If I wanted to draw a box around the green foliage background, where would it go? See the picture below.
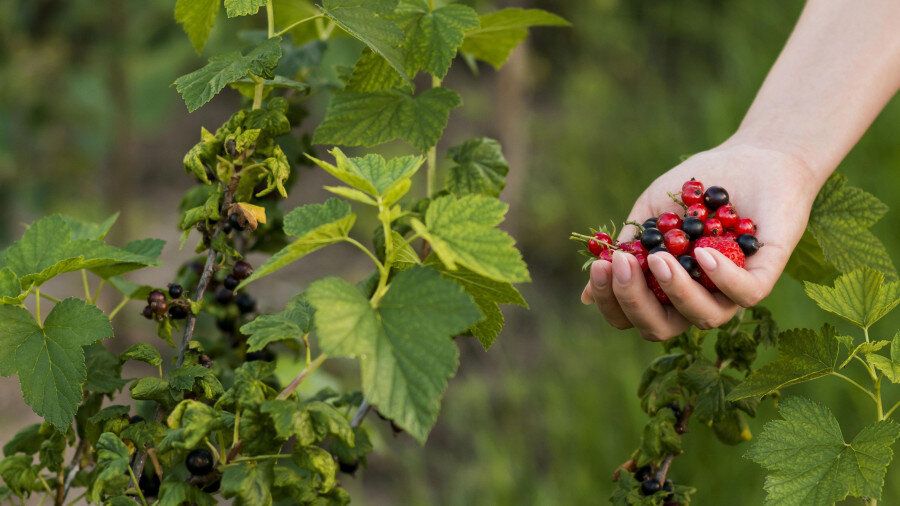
[4,0,900,504]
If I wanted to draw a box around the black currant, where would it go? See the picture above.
[215,288,234,305]
[677,255,701,279]
[202,479,221,493]
[246,349,274,362]
[702,186,730,210]
[223,274,239,291]
[223,222,233,234]
[641,479,661,496]
[168,305,188,320]
[141,305,154,320]
[736,234,762,256]
[225,138,237,157]
[235,293,256,314]
[634,465,652,482]
[642,217,659,230]
[129,415,145,424]
[681,217,704,241]
[649,245,668,255]
[150,300,167,317]
[663,479,674,492]
[232,261,253,280]
[227,213,245,231]
[147,290,166,305]
[640,228,664,250]
[168,283,184,299]
[339,459,359,475]
[185,449,215,476]
[139,472,160,498]
[216,318,235,333]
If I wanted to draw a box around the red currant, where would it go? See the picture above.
[634,251,648,271]
[722,230,736,240]
[664,229,690,256]
[657,212,682,233]
[682,179,704,206]
[734,217,757,236]
[588,232,612,257]
[685,203,708,221]
[715,204,739,229]
[704,218,723,237]
[599,249,613,262]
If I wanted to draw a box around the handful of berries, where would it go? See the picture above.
[573,179,762,304]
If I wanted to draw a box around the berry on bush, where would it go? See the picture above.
[235,293,256,314]
[150,300,167,317]
[339,459,360,475]
[141,305,154,320]
[657,212,682,233]
[168,283,184,299]
[702,185,729,210]
[232,260,253,280]
[246,348,275,362]
[185,449,215,476]
[640,228,664,250]
[681,217,704,241]
[147,290,166,305]
[641,479,662,495]
[223,274,240,291]
[634,465,653,482]
[168,305,188,320]
[215,288,234,305]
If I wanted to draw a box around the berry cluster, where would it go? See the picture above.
[576,179,762,304]
[141,283,191,321]
[634,465,678,504]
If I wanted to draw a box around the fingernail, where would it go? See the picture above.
[590,260,610,289]
[694,248,717,271]
[612,251,632,284]
[581,283,594,305]
[648,254,672,283]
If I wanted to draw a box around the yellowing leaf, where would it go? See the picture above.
[462,8,569,69]
[804,267,900,330]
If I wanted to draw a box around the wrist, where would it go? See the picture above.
[717,129,833,187]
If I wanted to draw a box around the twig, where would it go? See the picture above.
[58,438,87,505]
[654,454,675,484]
[350,400,372,428]
[275,354,327,400]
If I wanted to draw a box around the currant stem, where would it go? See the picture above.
[126,467,148,506]
[92,279,104,304]
[425,75,441,197]
[29,288,60,303]
[276,353,327,400]
[34,287,41,325]
[831,372,877,403]
[343,237,385,274]
[273,13,324,38]
[350,400,372,428]
[884,399,900,419]
[107,295,130,320]
[266,0,275,38]
[81,270,91,302]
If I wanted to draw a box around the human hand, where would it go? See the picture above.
[581,142,824,341]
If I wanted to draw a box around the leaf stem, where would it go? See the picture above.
[273,13,324,38]
[29,288,60,303]
[350,400,371,428]
[425,75,442,197]
[276,353,327,400]
[343,237,385,274]
[92,279,104,303]
[107,295,130,320]
[230,453,292,463]
[885,399,900,419]
[832,372,878,403]
[127,467,148,506]
[34,287,41,324]
[81,270,91,303]
[251,74,265,110]
[37,475,53,495]
[266,0,275,38]
[875,375,884,420]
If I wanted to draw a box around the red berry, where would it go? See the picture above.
[598,249,613,262]
[715,204,739,229]
[682,179,704,206]
[692,236,745,292]
[722,230,736,240]
[663,229,690,256]
[734,217,757,236]
[657,212,682,233]
[634,252,648,271]
[647,272,671,304]
[588,232,612,257]
[704,218,723,237]
[685,203,708,221]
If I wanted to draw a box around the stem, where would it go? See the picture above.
[273,14,324,38]
[302,334,311,366]
[864,327,871,343]
[29,288,60,303]
[266,0,275,37]
[65,491,87,506]
[251,74,265,110]
[654,454,675,484]
[107,295,130,320]
[127,467,148,506]
[885,399,900,419]
[92,279,104,303]
[230,453,292,463]
[350,400,371,428]
[344,237,385,274]
[875,375,884,420]
[832,372,878,403]
[425,75,441,197]
[35,287,41,325]
[59,438,87,504]
[276,354,327,400]
[38,475,53,495]
[81,270,91,302]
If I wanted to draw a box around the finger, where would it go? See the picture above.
[647,252,739,329]
[610,251,689,341]
[587,260,632,329]
[694,244,787,307]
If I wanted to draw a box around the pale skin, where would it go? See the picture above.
[582,0,900,341]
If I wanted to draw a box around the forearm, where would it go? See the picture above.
[728,0,900,182]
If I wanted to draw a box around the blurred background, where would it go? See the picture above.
[3,0,900,504]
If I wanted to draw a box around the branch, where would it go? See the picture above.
[57,438,87,505]
[350,400,371,428]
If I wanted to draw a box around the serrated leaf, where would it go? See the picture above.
[260,399,316,444]
[424,255,526,349]
[0,267,25,305]
[159,400,222,452]
[307,265,481,442]
[92,433,131,503]
[461,8,569,69]
[159,477,216,506]
[130,377,170,401]
[309,148,423,202]
[241,295,314,352]
[785,229,836,284]
[119,343,162,367]
[84,344,127,394]
[175,0,220,53]
[0,455,37,496]
[678,358,738,425]
[344,48,405,92]
[0,299,113,429]
[121,420,166,449]
[638,408,680,466]
[224,0,267,17]
[292,445,337,492]
[412,194,529,283]
[807,174,896,280]
[840,339,889,369]
[868,332,900,383]
[89,405,130,425]
[727,325,839,401]
[222,459,275,506]
[239,199,355,287]
[746,396,900,504]
[396,1,479,78]
[3,424,42,457]
[313,87,461,151]
[174,37,283,112]
[804,267,900,330]
[319,0,407,78]
[445,137,509,197]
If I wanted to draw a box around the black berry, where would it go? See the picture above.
[185,449,215,476]
[202,479,221,493]
[227,213,245,231]
[235,293,256,314]
[168,283,184,299]
[225,138,237,157]
[640,228,664,250]
[216,318,235,333]
[141,305,154,320]
[232,261,253,280]
[139,472,160,498]
[223,222,233,234]
[129,415,145,424]
[702,186,730,210]
[223,274,239,291]
[168,305,188,320]
[663,479,674,492]
[147,290,166,305]
[681,217,704,241]
[649,245,668,255]
[339,459,359,475]
[736,234,761,256]
[677,255,701,279]
[641,479,661,496]
[246,349,274,362]
[150,300,167,317]
[634,465,652,482]
[215,288,234,305]
[642,218,659,230]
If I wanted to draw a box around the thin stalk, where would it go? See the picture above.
[251,75,265,110]
[276,354,327,400]
[832,372,878,403]
[302,334,311,366]
[864,327,871,343]
[350,400,371,428]
[274,14,324,38]
[127,467,148,506]
[230,453,292,463]
[30,288,60,303]
[266,0,275,37]
[425,75,441,197]
[81,270,91,302]
[875,376,884,420]
[65,491,87,506]
[35,287,41,324]
[38,475,53,495]
[92,279,104,303]
[107,295,130,320]
[344,237,385,274]
[885,399,900,419]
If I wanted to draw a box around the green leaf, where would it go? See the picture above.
[746,396,900,504]
[121,420,166,449]
[678,358,737,425]
[130,377,170,401]
[319,0,407,78]
[806,173,896,280]
[344,48,405,92]
[307,265,481,442]
[412,194,529,283]
[175,0,220,53]
[159,400,223,452]
[292,445,337,492]
[88,405,130,425]
[222,460,275,506]
[158,477,216,506]
[727,325,839,401]
[424,255,526,349]
[0,267,25,305]
[3,424,42,456]
[396,1,479,78]
[868,332,900,383]
[785,229,836,284]
[260,399,316,445]
[174,37,283,112]
[241,295,314,352]
[313,87,461,151]
[638,408,680,466]
[92,433,131,503]
[84,344,126,394]
[308,148,424,202]
[0,455,37,496]
[461,8,569,69]
[224,0,267,17]
[445,137,509,197]
[804,267,900,330]
[0,298,113,429]
[119,343,162,367]
[239,199,355,287]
